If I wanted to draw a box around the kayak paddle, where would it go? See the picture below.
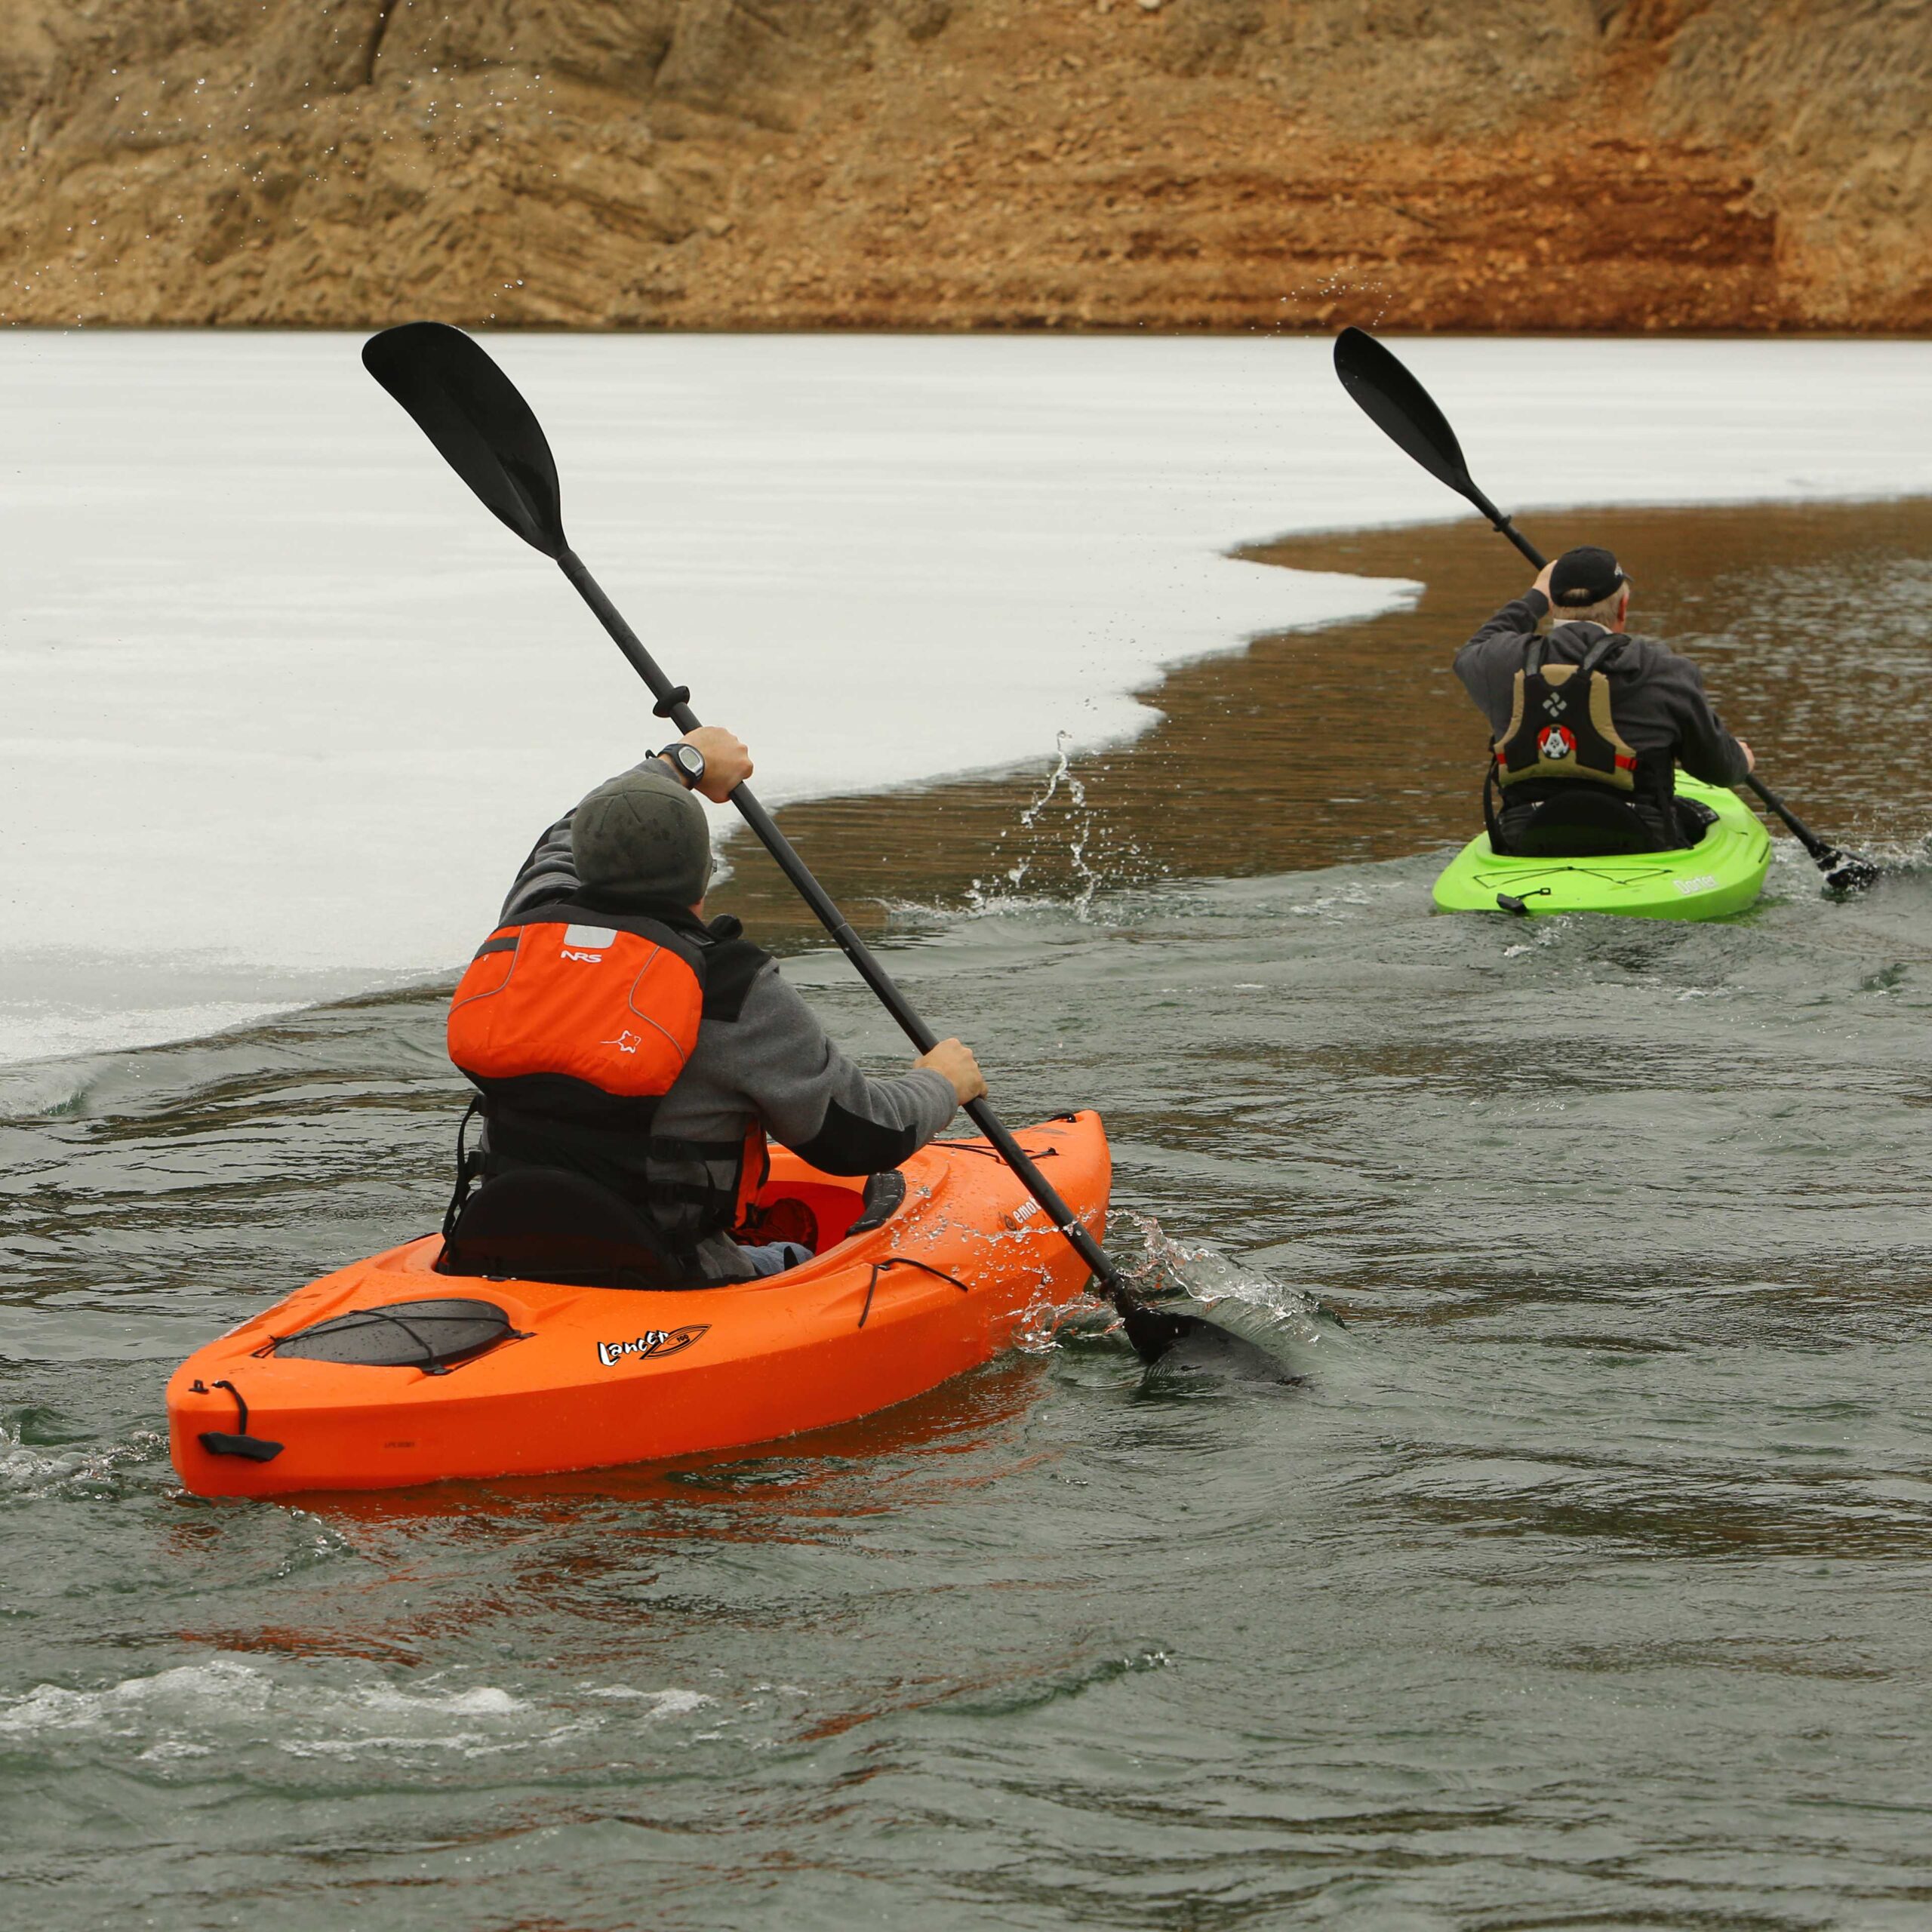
[1332,325,1880,896]
[363,321,1276,1372]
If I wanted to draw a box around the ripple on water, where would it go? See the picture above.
[8,498,1932,1927]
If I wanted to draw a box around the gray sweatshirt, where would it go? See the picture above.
[1455,591,1751,789]
[493,761,959,1281]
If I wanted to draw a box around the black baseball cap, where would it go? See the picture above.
[1549,546,1628,608]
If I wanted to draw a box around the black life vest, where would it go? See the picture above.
[1494,630,1638,791]
[445,898,768,1252]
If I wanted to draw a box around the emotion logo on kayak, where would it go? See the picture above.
[597,1326,709,1368]
[1538,724,1576,761]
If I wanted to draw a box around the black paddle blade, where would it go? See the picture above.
[1744,777,1881,897]
[1822,849,1881,895]
[362,321,568,558]
[1118,1300,1297,1383]
[1334,326,1475,497]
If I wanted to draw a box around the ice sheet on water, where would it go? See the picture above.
[0,947,411,1078]
[0,996,300,1069]
[7,334,1929,1066]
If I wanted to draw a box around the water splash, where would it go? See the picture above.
[583,1687,715,1718]
[969,732,1122,921]
[0,1657,718,1764]
[1121,1214,1333,1346]
[1014,1281,1103,1355]
[0,1420,167,1500]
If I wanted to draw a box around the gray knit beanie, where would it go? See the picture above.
[571,765,712,909]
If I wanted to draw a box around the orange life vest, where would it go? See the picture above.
[447,900,765,1244]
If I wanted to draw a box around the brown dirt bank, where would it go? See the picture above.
[0,2,1926,334]
[711,494,1932,943]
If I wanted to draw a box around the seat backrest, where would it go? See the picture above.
[438,1167,685,1290]
[1509,786,1660,858]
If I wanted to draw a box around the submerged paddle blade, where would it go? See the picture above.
[363,321,567,558]
[1744,776,1881,897]
[1334,326,1476,498]
[1823,849,1881,895]
[1118,1300,1297,1382]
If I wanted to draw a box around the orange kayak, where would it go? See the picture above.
[168,1112,1110,1500]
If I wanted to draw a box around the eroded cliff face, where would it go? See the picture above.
[0,0,1924,331]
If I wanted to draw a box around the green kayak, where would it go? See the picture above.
[1432,774,1772,921]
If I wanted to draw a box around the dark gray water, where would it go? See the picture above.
[7,500,1932,1930]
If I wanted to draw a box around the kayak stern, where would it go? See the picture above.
[1431,774,1771,921]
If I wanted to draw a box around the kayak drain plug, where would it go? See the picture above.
[1497,888,1554,915]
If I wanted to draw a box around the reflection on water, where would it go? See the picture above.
[718,495,1932,936]
[6,498,1932,1927]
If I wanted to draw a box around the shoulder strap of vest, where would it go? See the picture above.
[698,915,774,1023]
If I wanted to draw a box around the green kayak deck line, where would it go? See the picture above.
[1432,774,1773,921]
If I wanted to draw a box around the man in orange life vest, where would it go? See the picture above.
[444,727,986,1284]
[1455,546,1755,857]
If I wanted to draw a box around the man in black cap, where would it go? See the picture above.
[452,727,986,1283]
[1454,545,1754,855]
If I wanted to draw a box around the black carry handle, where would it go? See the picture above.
[1332,328,1878,895]
[363,321,1278,1367]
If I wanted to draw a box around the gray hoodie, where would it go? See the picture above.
[1455,590,1750,789]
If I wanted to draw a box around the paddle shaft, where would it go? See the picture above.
[557,547,1123,1298]
[1464,482,1544,573]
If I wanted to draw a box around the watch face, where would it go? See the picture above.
[674,745,705,779]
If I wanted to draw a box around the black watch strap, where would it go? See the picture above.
[660,742,705,789]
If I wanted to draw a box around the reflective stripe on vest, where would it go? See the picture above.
[1494,632,1638,792]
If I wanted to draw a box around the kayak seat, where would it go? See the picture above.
[734,1193,820,1254]
[1500,786,1677,859]
[436,1167,689,1291]
[1672,796,1721,846]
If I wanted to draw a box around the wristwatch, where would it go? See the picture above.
[660,742,706,790]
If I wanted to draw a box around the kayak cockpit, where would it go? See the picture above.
[438,1159,906,1293]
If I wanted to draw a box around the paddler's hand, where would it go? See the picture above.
[663,726,753,803]
[916,1038,987,1108]
[1531,560,1556,601]
[1735,737,1755,774]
